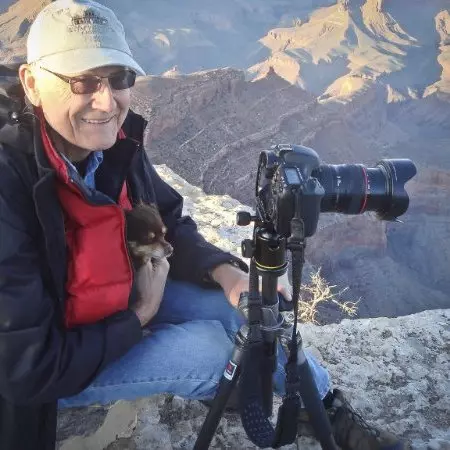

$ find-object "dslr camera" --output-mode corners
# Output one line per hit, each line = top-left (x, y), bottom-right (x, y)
(256, 144), (417, 238)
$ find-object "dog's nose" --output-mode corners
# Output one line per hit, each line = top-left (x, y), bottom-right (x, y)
(164, 243), (173, 258)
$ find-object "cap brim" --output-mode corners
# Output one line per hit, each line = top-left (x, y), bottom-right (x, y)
(36, 48), (146, 76)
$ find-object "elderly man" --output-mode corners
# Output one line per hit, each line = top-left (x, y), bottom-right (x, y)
(0, 1), (409, 449)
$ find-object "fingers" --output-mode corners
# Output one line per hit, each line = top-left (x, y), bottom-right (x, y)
(155, 257), (170, 273)
(147, 257), (169, 271)
(278, 280), (293, 302)
(279, 287), (292, 302)
(231, 272), (292, 303)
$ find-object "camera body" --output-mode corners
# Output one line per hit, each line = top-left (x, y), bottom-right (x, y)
(259, 144), (324, 237)
(257, 144), (417, 238)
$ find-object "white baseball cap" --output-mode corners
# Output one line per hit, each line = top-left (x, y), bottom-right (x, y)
(27, 0), (145, 76)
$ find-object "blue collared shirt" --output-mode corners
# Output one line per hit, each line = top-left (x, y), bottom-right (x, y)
(61, 151), (104, 190)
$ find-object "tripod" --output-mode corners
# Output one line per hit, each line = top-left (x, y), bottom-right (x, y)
(193, 213), (338, 450)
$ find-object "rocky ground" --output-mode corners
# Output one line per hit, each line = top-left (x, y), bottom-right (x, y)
(58, 303), (450, 450)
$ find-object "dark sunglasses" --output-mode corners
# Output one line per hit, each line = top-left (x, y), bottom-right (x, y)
(39, 67), (136, 95)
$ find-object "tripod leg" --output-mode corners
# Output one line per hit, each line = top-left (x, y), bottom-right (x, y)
(261, 274), (280, 417)
(193, 326), (248, 450)
(280, 334), (338, 450)
(296, 350), (337, 449)
(260, 340), (276, 417)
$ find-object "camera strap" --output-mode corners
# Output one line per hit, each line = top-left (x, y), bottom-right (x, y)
(272, 191), (306, 447)
(285, 189), (306, 377)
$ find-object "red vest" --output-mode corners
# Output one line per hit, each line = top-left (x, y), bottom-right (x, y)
(38, 111), (134, 328)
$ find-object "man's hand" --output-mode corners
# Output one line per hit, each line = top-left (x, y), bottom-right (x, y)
(131, 257), (170, 327)
(211, 263), (292, 308)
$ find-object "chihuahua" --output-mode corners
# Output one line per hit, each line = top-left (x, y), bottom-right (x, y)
(124, 202), (173, 270)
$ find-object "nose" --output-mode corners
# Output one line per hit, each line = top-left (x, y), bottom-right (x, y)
(164, 243), (173, 258)
(91, 80), (116, 111)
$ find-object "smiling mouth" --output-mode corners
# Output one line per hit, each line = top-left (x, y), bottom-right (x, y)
(82, 117), (115, 125)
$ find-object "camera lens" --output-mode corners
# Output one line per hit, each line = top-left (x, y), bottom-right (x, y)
(312, 159), (417, 219)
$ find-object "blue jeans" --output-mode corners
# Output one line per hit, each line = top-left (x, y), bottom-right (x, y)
(58, 279), (330, 408)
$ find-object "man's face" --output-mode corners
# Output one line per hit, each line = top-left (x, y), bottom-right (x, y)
(34, 65), (131, 158)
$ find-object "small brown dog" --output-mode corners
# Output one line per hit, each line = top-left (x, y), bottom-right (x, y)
(124, 202), (173, 270)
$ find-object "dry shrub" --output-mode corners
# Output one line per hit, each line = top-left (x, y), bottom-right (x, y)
(295, 267), (359, 324)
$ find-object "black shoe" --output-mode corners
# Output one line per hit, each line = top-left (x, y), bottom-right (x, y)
(298, 389), (411, 450)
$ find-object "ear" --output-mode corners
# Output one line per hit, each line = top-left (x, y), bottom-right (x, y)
(18, 64), (42, 107)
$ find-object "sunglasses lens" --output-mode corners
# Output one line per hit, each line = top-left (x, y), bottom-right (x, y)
(72, 78), (100, 95)
(70, 70), (136, 94)
(110, 70), (136, 90)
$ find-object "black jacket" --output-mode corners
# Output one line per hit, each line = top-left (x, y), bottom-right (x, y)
(0, 107), (246, 449)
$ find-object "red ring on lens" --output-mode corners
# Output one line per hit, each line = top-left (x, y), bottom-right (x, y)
(359, 166), (368, 213)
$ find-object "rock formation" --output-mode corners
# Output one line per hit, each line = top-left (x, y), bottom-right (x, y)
(130, 67), (450, 321)
(426, 10), (450, 94)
